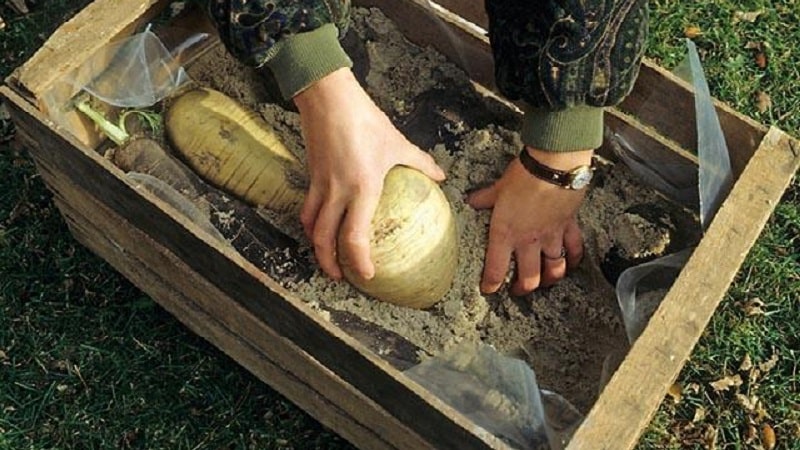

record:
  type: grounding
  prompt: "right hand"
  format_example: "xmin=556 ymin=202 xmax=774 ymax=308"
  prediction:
xmin=293 ymin=67 xmax=446 ymax=281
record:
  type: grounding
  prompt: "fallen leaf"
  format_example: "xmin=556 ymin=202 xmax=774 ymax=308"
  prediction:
xmin=668 ymin=382 xmax=683 ymax=403
xmin=734 ymin=10 xmax=764 ymax=23
xmin=755 ymin=51 xmax=768 ymax=69
xmin=692 ymin=406 xmax=706 ymax=423
xmin=759 ymin=352 xmax=779 ymax=373
xmin=0 ymin=15 xmax=5 ymax=31
xmin=736 ymin=393 xmax=758 ymax=412
xmin=744 ymin=423 xmax=757 ymax=444
xmin=744 ymin=41 xmax=764 ymax=50
xmin=686 ymin=382 xmax=702 ymax=394
xmin=762 ymin=423 xmax=776 ymax=449
xmin=704 ymin=425 xmax=718 ymax=449
xmin=710 ymin=374 xmax=743 ymax=392
xmin=740 ymin=354 xmax=753 ymax=371
xmin=684 ymin=26 xmax=703 ymax=39
xmin=0 ymin=350 xmax=6 ymax=361
xmin=743 ymin=297 xmax=767 ymax=315
xmin=756 ymin=91 xmax=772 ymax=113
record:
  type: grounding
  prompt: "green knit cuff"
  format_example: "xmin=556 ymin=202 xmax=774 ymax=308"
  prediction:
xmin=265 ymin=24 xmax=353 ymax=100
xmin=521 ymin=105 xmax=605 ymax=152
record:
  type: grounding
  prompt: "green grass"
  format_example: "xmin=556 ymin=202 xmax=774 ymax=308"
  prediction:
xmin=1 ymin=1 xmax=798 ymax=449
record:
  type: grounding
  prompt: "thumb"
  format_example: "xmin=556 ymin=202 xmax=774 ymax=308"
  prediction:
xmin=466 ymin=185 xmax=497 ymax=210
xmin=401 ymin=145 xmax=446 ymax=182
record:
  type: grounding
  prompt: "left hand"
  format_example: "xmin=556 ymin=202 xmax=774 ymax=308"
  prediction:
xmin=467 ymin=147 xmax=593 ymax=296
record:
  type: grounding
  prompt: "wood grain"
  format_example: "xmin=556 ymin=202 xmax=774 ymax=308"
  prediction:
xmin=567 ymin=127 xmax=800 ymax=449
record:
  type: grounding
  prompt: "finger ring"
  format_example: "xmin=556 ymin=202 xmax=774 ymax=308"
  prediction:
xmin=543 ymin=246 xmax=566 ymax=260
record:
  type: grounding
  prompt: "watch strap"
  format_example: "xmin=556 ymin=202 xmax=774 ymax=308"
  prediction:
xmin=518 ymin=148 xmax=595 ymax=189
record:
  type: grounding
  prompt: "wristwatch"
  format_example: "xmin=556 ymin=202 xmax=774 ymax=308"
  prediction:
xmin=519 ymin=148 xmax=595 ymax=190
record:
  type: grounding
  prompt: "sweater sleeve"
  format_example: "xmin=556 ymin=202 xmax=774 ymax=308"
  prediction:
xmin=208 ymin=0 xmax=353 ymax=99
xmin=486 ymin=0 xmax=648 ymax=151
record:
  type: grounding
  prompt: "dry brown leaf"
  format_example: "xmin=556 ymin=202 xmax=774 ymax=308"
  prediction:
xmin=755 ymin=51 xmax=768 ymax=69
xmin=745 ymin=91 xmax=772 ymax=112
xmin=684 ymin=26 xmax=703 ymax=39
xmin=734 ymin=10 xmax=764 ymax=23
xmin=0 ymin=15 xmax=5 ymax=31
xmin=745 ymin=41 xmax=764 ymax=50
xmin=686 ymin=382 xmax=702 ymax=394
xmin=668 ymin=382 xmax=683 ymax=403
xmin=704 ymin=425 xmax=718 ymax=449
xmin=736 ymin=393 xmax=758 ymax=412
xmin=744 ymin=423 xmax=758 ymax=444
xmin=740 ymin=354 xmax=753 ymax=371
xmin=743 ymin=297 xmax=767 ymax=315
xmin=692 ymin=406 xmax=706 ymax=423
xmin=759 ymin=352 xmax=779 ymax=373
xmin=710 ymin=374 xmax=743 ymax=392
xmin=762 ymin=423 xmax=776 ymax=449
xmin=0 ymin=349 xmax=6 ymax=361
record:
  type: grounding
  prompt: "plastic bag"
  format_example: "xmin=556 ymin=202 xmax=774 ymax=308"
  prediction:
xmin=606 ymin=126 xmax=698 ymax=207
xmin=80 ymin=26 xmax=198 ymax=107
xmin=404 ymin=342 xmax=582 ymax=450
xmin=615 ymin=247 xmax=693 ymax=343
xmin=684 ymin=39 xmax=734 ymax=230
xmin=612 ymin=39 xmax=733 ymax=344
xmin=42 ymin=26 xmax=208 ymax=139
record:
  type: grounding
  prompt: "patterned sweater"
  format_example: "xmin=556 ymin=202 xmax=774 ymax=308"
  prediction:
xmin=208 ymin=0 xmax=648 ymax=152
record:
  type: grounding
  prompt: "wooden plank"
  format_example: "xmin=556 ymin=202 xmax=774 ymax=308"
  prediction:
xmin=44 ymin=173 xmax=424 ymax=450
xmin=2 ymin=85 xmax=508 ymax=450
xmin=430 ymin=0 xmax=487 ymax=30
xmin=567 ymin=127 xmax=800 ymax=449
xmin=11 ymin=0 xmax=169 ymax=99
xmin=620 ymin=62 xmax=768 ymax=177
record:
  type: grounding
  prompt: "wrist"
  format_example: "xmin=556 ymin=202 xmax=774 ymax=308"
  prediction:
xmin=520 ymin=147 xmax=596 ymax=190
xmin=293 ymin=67 xmax=357 ymax=113
xmin=524 ymin=146 xmax=594 ymax=170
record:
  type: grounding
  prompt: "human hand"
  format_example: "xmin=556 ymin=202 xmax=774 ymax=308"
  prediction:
xmin=467 ymin=147 xmax=593 ymax=296
xmin=293 ymin=68 xmax=446 ymax=281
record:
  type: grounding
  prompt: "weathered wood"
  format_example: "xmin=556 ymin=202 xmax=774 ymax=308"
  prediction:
xmin=2 ymin=85 xmax=509 ymax=450
xmin=568 ymin=127 xmax=800 ymax=449
xmin=8 ymin=0 xmax=171 ymax=147
xmin=46 ymin=174 xmax=426 ymax=450
xmin=619 ymin=63 xmax=768 ymax=177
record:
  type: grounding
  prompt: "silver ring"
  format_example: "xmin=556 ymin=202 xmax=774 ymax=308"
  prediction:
xmin=543 ymin=246 xmax=566 ymax=260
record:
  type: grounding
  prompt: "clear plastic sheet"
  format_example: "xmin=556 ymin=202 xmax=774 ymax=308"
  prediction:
xmin=125 ymin=172 xmax=227 ymax=244
xmin=79 ymin=26 xmax=197 ymax=107
xmin=613 ymin=39 xmax=733 ymax=345
xmin=42 ymin=26 xmax=208 ymax=139
xmin=405 ymin=342 xmax=582 ymax=450
xmin=684 ymin=39 xmax=734 ymax=230
xmin=615 ymin=247 xmax=693 ymax=343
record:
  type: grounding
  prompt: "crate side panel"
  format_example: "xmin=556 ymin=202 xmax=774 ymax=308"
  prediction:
xmin=1 ymin=86 xmax=503 ymax=450
xmin=567 ymin=128 xmax=800 ymax=449
xmin=44 ymin=176 xmax=429 ymax=450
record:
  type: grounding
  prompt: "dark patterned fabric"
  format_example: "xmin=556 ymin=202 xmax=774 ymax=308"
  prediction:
xmin=209 ymin=0 xmax=647 ymax=109
xmin=486 ymin=0 xmax=648 ymax=109
xmin=208 ymin=0 xmax=351 ymax=67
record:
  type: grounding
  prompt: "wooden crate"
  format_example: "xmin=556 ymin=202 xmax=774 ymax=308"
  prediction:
xmin=2 ymin=0 xmax=798 ymax=448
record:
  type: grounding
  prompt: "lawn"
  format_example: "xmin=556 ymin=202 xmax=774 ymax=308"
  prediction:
xmin=1 ymin=1 xmax=798 ymax=449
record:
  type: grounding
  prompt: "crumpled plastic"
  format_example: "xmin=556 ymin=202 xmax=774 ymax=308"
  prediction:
xmin=405 ymin=342 xmax=582 ymax=450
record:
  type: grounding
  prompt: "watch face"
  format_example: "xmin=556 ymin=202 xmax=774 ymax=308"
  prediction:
xmin=569 ymin=166 xmax=594 ymax=190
